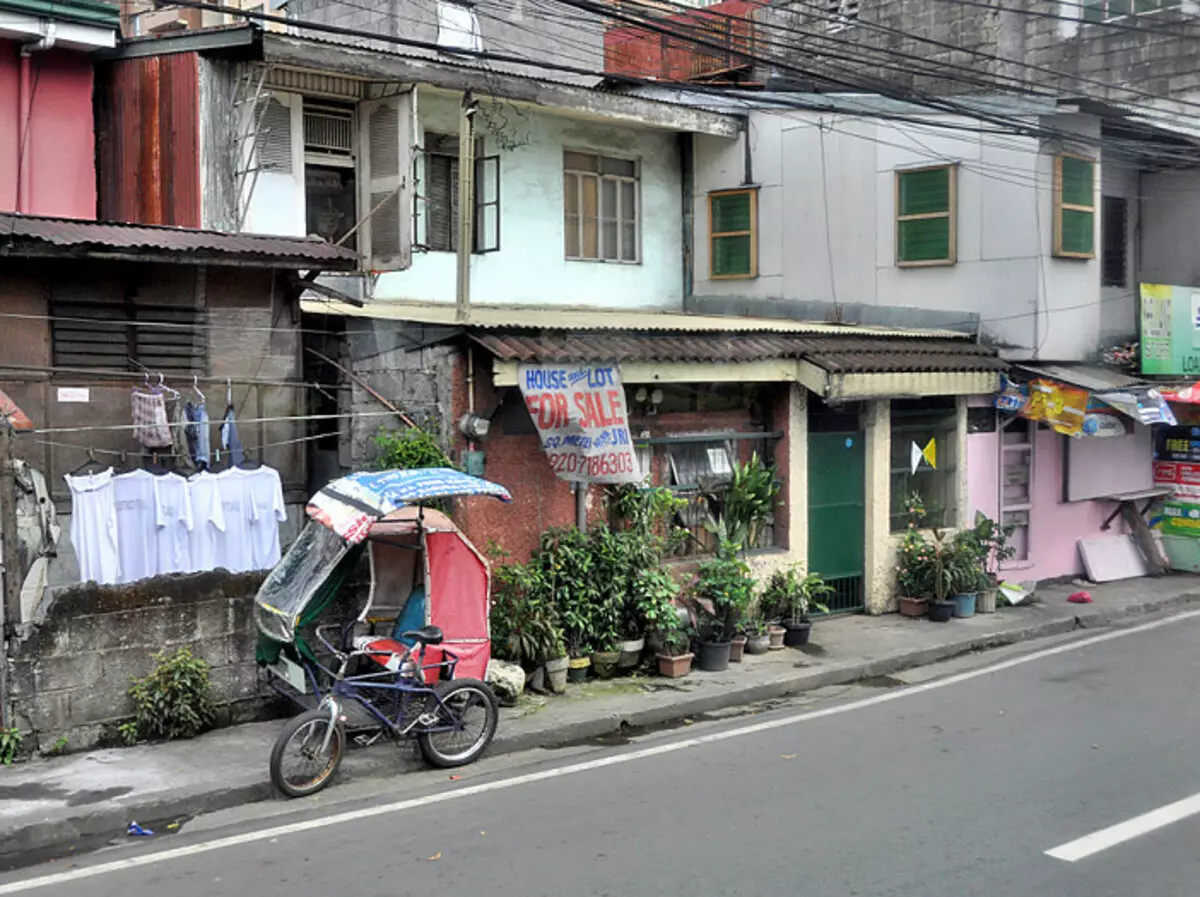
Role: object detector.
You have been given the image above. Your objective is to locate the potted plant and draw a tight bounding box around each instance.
[656,627,694,678]
[950,529,987,618]
[744,617,770,655]
[927,529,957,623]
[896,510,934,617]
[624,568,678,669]
[730,630,748,663]
[767,621,787,650]
[784,570,832,647]
[964,512,1016,614]
[759,567,795,646]
[692,540,755,672]
[544,634,569,694]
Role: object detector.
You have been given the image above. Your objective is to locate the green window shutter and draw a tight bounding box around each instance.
[1060,157,1094,207]
[1060,209,1094,256]
[898,217,951,263]
[711,191,754,277]
[712,191,752,233]
[713,234,752,276]
[898,168,950,217]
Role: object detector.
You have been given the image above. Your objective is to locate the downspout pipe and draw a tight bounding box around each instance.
[678,131,694,313]
[17,23,56,213]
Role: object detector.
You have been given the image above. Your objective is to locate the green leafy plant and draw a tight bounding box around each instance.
[927,530,958,603]
[742,614,768,637]
[117,720,139,746]
[896,527,935,598]
[962,511,1017,586]
[660,625,694,658]
[692,540,756,643]
[374,426,453,470]
[0,727,22,766]
[127,647,215,742]
[44,735,69,756]
[490,549,564,666]
[760,564,832,623]
[706,453,780,552]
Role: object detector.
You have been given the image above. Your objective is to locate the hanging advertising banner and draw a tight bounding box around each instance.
[1023,379,1089,437]
[518,364,640,484]
[1094,388,1176,426]
[1081,413,1127,438]
[1154,461,1200,499]
[1158,500,1200,538]
[1162,381,1200,404]
[1140,283,1200,376]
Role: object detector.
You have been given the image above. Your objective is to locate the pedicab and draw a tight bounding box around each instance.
[255,468,512,797]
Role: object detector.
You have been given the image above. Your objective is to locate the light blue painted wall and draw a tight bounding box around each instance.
[371,89,686,310]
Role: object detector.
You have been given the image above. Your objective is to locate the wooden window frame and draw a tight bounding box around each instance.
[708,187,758,280]
[563,150,641,264]
[894,163,957,269]
[1053,153,1096,260]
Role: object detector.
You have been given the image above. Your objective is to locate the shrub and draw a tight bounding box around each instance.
[374,426,453,470]
[0,727,22,766]
[127,647,215,742]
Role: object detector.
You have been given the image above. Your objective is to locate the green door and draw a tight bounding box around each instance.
[807,429,866,613]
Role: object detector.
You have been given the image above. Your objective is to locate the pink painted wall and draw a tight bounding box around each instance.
[967,425,1128,583]
[0,41,97,219]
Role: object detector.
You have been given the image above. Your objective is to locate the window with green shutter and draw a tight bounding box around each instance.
[709,188,757,279]
[895,165,956,266]
[1054,154,1096,259]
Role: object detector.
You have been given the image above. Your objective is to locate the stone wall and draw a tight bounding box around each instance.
[5,571,273,753]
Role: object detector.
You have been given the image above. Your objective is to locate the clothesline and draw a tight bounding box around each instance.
[29,410,397,436]
[34,430,337,459]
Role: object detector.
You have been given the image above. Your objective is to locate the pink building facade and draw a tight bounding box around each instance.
[0,0,119,218]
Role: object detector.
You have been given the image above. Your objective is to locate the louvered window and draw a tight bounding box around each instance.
[303,104,353,162]
[50,288,207,376]
[359,95,411,271]
[258,97,293,173]
[419,131,500,254]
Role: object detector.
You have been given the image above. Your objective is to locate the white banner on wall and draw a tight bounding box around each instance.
[517,363,640,484]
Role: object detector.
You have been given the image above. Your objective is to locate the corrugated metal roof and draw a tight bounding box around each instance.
[0,0,119,29]
[473,332,1003,374]
[0,214,359,270]
[301,299,971,340]
[1015,363,1145,392]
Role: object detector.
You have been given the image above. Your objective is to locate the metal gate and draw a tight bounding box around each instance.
[807,426,866,615]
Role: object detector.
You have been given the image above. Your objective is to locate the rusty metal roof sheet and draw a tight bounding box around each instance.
[302,299,971,339]
[472,332,1004,374]
[0,214,359,270]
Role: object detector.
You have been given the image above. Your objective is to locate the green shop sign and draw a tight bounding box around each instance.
[1141,283,1200,375]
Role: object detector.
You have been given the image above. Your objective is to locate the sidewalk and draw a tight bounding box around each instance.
[3,574,1199,867]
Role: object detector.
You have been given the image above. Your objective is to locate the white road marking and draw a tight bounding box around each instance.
[1046,792,1200,862]
[3,607,1198,895]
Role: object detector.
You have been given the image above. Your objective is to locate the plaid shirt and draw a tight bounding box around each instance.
[131,389,172,448]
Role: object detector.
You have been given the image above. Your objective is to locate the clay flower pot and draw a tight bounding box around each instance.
[729,635,747,663]
[767,624,787,650]
[898,596,929,618]
[657,653,693,678]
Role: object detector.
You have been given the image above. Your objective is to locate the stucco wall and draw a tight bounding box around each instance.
[0,43,96,218]
[371,89,685,311]
[966,426,1128,584]
[693,109,1114,362]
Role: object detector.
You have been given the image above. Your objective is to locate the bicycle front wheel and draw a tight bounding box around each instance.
[417,679,499,769]
[269,708,345,798]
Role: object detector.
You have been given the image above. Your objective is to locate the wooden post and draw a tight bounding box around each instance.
[0,420,20,728]
[455,93,476,324]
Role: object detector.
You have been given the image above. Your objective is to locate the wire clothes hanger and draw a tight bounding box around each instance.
[68,448,107,477]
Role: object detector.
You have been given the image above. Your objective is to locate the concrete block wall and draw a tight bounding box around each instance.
[5,571,274,753]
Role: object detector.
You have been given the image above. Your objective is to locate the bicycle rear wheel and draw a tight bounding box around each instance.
[270,709,345,798]
[417,678,499,769]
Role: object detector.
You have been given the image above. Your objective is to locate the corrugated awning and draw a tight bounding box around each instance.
[0,213,359,270]
[475,329,1004,399]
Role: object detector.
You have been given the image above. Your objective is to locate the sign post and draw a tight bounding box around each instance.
[518,363,640,485]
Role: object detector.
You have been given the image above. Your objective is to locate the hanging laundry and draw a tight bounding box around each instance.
[112,470,160,584]
[153,473,193,576]
[131,388,172,449]
[188,470,226,572]
[231,465,287,569]
[64,468,121,585]
[169,398,194,473]
[220,407,245,467]
[213,468,254,572]
[185,398,211,469]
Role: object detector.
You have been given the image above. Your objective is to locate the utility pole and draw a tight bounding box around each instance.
[0,418,20,728]
[455,92,477,324]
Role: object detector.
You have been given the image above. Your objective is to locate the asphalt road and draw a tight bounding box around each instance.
[4,609,1200,897]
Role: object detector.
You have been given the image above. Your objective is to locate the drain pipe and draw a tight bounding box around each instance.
[17,24,56,213]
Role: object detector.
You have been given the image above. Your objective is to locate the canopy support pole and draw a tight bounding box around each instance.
[575,483,587,534]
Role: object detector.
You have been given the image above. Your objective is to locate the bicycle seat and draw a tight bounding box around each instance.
[401,625,444,646]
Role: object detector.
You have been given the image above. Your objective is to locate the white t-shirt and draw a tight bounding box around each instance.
[213,468,255,573]
[188,471,227,573]
[153,473,194,575]
[65,468,120,585]
[230,466,287,570]
[112,469,159,584]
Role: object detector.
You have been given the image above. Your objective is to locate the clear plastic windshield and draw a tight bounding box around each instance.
[255,521,350,643]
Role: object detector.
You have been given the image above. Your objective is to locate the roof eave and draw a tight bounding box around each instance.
[1,243,359,271]
[261,33,742,138]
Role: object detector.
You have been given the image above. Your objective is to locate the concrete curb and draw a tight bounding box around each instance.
[3,590,1198,870]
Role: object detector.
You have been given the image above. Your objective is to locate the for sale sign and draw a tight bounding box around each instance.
[518,364,640,483]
